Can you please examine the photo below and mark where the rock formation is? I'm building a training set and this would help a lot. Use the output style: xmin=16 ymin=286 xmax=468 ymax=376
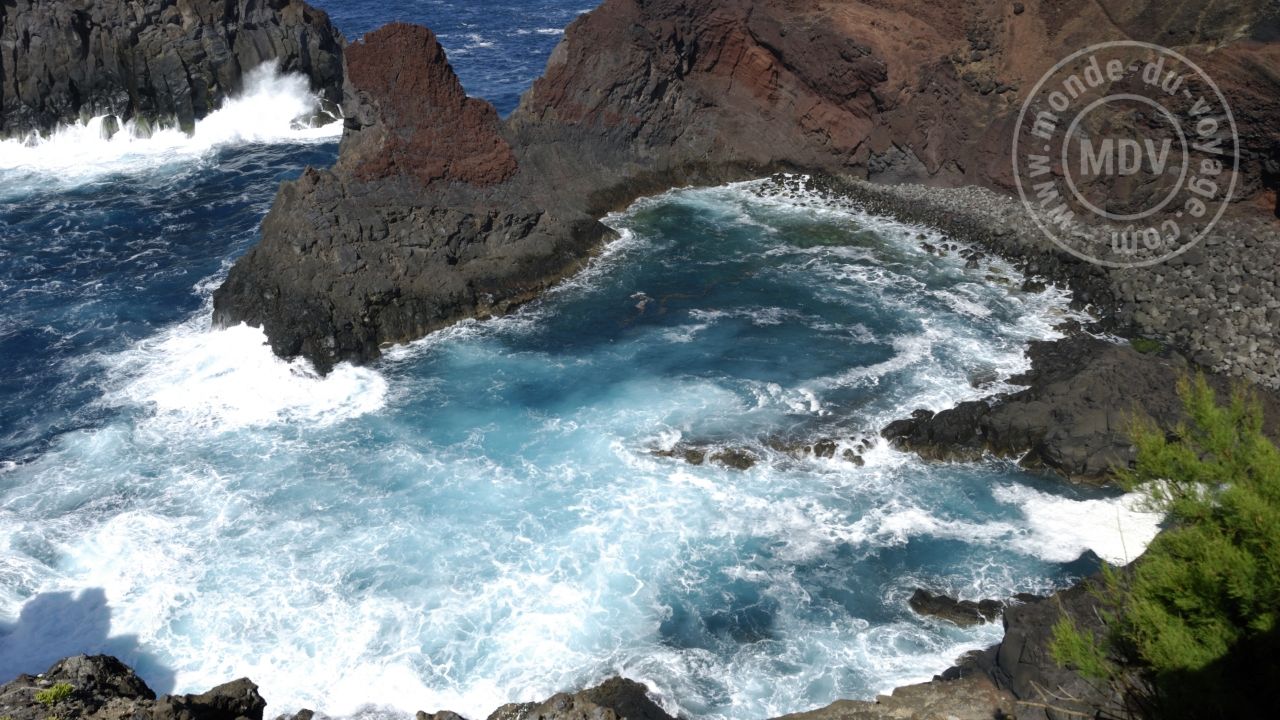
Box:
xmin=0 ymin=655 xmax=265 ymax=720
xmin=0 ymin=655 xmax=1020 ymax=720
xmin=212 ymin=0 xmax=1280 ymax=374
xmin=0 ymin=0 xmax=345 ymax=138
xmin=881 ymin=333 xmax=1280 ymax=483
xmin=908 ymin=589 xmax=1012 ymax=627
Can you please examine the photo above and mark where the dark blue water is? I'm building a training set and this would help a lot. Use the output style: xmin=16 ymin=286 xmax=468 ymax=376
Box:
xmin=0 ymin=3 xmax=1160 ymax=719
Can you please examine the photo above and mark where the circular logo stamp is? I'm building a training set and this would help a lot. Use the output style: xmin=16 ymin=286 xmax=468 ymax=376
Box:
xmin=1012 ymin=41 xmax=1239 ymax=268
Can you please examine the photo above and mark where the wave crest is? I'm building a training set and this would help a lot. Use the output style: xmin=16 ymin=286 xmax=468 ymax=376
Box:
xmin=0 ymin=64 xmax=341 ymax=186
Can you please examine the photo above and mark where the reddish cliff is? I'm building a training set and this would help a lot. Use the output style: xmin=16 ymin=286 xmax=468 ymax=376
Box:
xmin=341 ymin=24 xmax=517 ymax=187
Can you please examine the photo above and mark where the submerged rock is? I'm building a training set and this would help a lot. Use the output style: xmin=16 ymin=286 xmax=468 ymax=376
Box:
xmin=709 ymin=448 xmax=759 ymax=470
xmin=654 ymin=434 xmax=872 ymax=472
xmin=0 ymin=0 xmax=344 ymax=138
xmin=653 ymin=444 xmax=759 ymax=470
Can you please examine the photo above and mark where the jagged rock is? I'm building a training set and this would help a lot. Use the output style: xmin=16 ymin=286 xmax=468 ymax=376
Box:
xmin=908 ymin=589 xmax=1004 ymax=627
xmin=0 ymin=0 xmax=345 ymax=137
xmin=0 ymin=655 xmax=264 ymax=720
xmin=153 ymin=679 xmax=266 ymax=720
xmin=487 ymin=678 xmax=673 ymax=720
xmin=882 ymin=335 xmax=1280 ymax=482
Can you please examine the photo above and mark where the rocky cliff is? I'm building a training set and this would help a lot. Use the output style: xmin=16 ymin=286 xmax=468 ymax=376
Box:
xmin=0 ymin=0 xmax=345 ymax=138
xmin=212 ymin=0 xmax=1280 ymax=374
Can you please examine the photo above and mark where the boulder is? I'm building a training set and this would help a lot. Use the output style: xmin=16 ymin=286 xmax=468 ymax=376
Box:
xmin=487 ymin=678 xmax=674 ymax=720
xmin=908 ymin=589 xmax=1005 ymax=627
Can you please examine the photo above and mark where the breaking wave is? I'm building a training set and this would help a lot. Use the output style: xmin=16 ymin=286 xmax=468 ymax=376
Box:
xmin=0 ymin=64 xmax=341 ymax=190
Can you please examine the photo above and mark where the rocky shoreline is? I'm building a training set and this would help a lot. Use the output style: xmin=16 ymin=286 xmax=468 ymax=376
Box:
xmin=3 ymin=1 xmax=1278 ymax=719
xmin=0 ymin=576 xmax=1104 ymax=720
xmin=818 ymin=176 xmax=1280 ymax=389
xmin=755 ymin=173 xmax=1280 ymax=483
xmin=0 ymin=654 xmax=1023 ymax=720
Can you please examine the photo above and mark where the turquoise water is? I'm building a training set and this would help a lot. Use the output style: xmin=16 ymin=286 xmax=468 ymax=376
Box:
xmin=0 ymin=170 xmax=1159 ymax=718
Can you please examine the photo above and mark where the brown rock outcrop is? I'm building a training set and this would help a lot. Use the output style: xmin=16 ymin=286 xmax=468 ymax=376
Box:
xmin=341 ymin=24 xmax=517 ymax=187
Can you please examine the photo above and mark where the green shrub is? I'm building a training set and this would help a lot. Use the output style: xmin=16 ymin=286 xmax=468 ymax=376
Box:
xmin=1051 ymin=375 xmax=1280 ymax=717
xmin=1129 ymin=337 xmax=1164 ymax=354
xmin=34 ymin=682 xmax=73 ymax=707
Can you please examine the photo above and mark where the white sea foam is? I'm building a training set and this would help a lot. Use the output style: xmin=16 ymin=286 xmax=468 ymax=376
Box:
xmin=97 ymin=316 xmax=387 ymax=433
xmin=995 ymin=483 xmax=1163 ymax=564
xmin=0 ymin=64 xmax=340 ymax=186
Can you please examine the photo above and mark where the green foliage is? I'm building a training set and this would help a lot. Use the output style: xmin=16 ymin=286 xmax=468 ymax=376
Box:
xmin=34 ymin=682 xmax=73 ymax=707
xmin=1118 ymin=375 xmax=1280 ymax=675
xmin=1050 ymin=375 xmax=1280 ymax=716
xmin=1051 ymin=614 xmax=1112 ymax=680
xmin=1130 ymin=338 xmax=1165 ymax=354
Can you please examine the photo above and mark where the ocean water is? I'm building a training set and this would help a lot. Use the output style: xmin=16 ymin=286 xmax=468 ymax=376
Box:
xmin=0 ymin=2 xmax=1161 ymax=719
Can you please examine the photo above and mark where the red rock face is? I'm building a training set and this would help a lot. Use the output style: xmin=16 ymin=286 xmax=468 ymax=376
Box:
xmin=342 ymin=23 xmax=517 ymax=187
xmin=516 ymin=0 xmax=1280 ymax=201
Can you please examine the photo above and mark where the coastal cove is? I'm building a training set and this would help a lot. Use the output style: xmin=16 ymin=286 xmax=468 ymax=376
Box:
xmin=0 ymin=156 xmax=1164 ymax=717
xmin=2 ymin=1 xmax=1279 ymax=720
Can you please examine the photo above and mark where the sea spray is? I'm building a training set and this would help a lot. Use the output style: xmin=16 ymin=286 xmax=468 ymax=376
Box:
xmin=0 ymin=64 xmax=341 ymax=187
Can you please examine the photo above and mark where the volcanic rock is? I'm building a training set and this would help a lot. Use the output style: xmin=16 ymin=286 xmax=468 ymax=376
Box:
xmin=0 ymin=0 xmax=345 ymax=137
xmin=487 ymin=677 xmax=674 ymax=720
xmin=212 ymin=0 xmax=1280 ymax=374
xmin=0 ymin=655 xmax=264 ymax=720
xmin=908 ymin=589 xmax=1006 ymax=627
xmin=883 ymin=334 xmax=1280 ymax=483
